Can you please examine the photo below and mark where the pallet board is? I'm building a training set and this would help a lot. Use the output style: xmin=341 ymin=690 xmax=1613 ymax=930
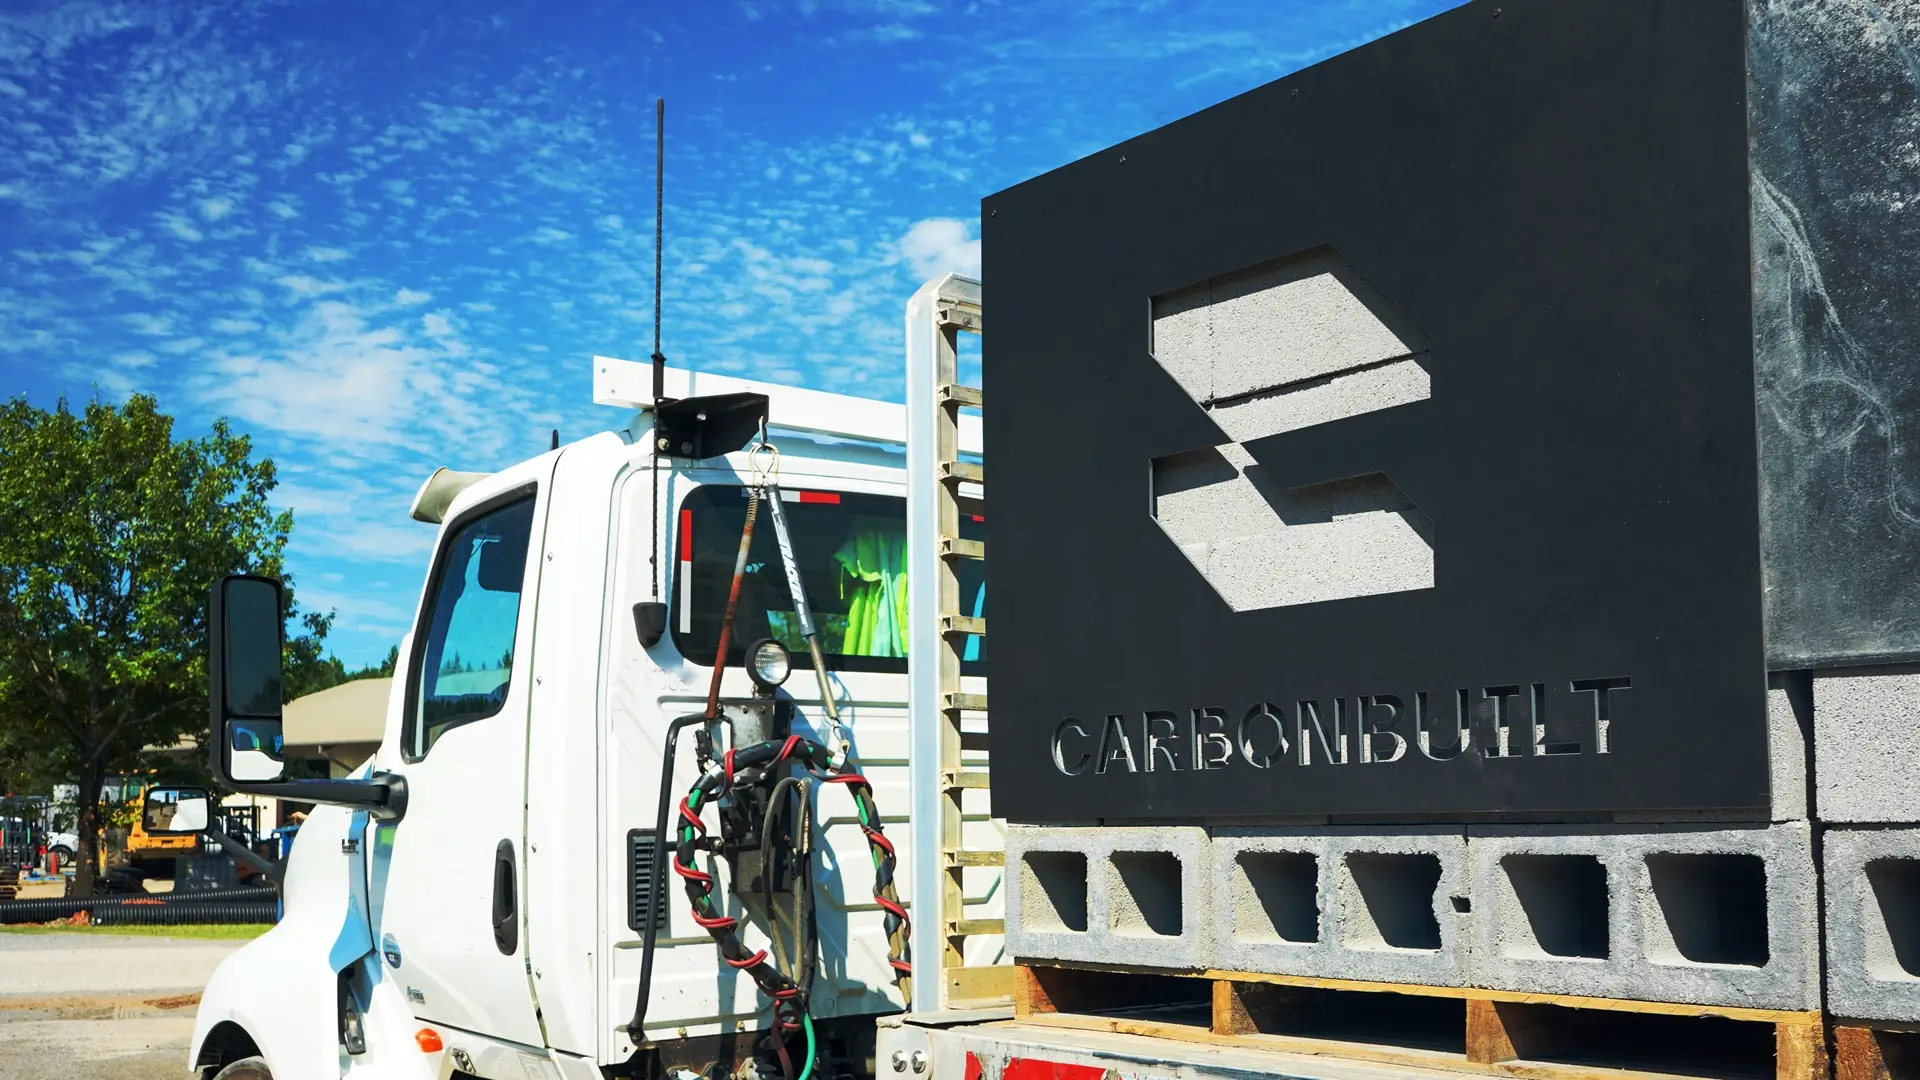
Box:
xmin=1014 ymin=962 xmax=1826 ymax=1080
xmin=1835 ymin=1024 xmax=1920 ymax=1080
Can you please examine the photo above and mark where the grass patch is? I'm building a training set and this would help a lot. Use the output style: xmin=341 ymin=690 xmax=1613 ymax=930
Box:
xmin=0 ymin=923 xmax=273 ymax=940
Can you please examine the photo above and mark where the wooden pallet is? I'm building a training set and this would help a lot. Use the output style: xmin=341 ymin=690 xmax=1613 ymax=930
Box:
xmin=1834 ymin=1021 xmax=1920 ymax=1080
xmin=0 ymin=865 xmax=17 ymax=902
xmin=1014 ymin=961 xmax=1827 ymax=1080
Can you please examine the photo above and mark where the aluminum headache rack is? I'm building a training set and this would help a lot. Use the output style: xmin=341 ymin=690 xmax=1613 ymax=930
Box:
xmin=904 ymin=274 xmax=1011 ymax=1012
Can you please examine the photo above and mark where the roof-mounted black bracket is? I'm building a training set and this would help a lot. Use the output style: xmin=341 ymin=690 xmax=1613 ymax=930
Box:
xmin=652 ymin=392 xmax=769 ymax=460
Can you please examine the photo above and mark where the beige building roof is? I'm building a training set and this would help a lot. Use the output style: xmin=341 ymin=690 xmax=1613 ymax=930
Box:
xmin=283 ymin=677 xmax=391 ymax=747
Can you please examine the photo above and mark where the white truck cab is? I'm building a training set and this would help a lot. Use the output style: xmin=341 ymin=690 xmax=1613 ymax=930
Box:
xmin=168 ymin=283 xmax=1003 ymax=1080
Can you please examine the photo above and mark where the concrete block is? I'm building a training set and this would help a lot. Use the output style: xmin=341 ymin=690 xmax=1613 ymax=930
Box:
xmin=1005 ymin=825 xmax=1209 ymax=971
xmin=1148 ymin=281 xmax=1212 ymax=405
xmin=1814 ymin=670 xmax=1920 ymax=823
xmin=1152 ymin=443 xmax=1433 ymax=612
xmin=1204 ymin=251 xmax=1427 ymax=401
xmin=1209 ymin=826 xmax=1470 ymax=986
xmin=1823 ymin=826 xmax=1920 ymax=1022
xmin=1208 ymin=356 xmax=1430 ymax=443
xmin=1469 ymin=823 xmax=1817 ymax=1009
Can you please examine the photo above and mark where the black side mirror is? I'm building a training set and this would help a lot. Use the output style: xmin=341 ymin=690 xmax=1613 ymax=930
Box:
xmin=141 ymin=786 xmax=211 ymax=836
xmin=204 ymin=573 xmax=408 ymax=819
xmin=209 ymin=575 xmax=288 ymax=786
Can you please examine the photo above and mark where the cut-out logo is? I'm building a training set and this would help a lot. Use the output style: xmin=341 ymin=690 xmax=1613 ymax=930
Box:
xmin=1149 ymin=246 xmax=1434 ymax=610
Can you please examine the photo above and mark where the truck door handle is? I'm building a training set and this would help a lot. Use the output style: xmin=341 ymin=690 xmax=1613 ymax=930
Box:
xmin=492 ymin=839 xmax=518 ymax=955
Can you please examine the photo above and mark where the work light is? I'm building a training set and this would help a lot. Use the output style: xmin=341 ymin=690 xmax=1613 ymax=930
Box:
xmin=746 ymin=638 xmax=791 ymax=690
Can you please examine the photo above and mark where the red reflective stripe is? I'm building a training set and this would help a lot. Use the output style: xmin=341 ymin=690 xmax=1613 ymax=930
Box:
xmin=962 ymin=1055 xmax=1108 ymax=1080
xmin=679 ymin=509 xmax=693 ymax=559
xmin=797 ymin=491 xmax=840 ymax=504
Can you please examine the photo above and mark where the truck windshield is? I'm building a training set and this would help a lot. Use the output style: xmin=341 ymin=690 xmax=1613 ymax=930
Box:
xmin=672 ymin=486 xmax=986 ymax=675
xmin=407 ymin=495 xmax=535 ymax=759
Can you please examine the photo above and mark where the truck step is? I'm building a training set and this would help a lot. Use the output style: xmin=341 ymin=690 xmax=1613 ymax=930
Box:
xmin=1014 ymin=961 xmax=1826 ymax=1080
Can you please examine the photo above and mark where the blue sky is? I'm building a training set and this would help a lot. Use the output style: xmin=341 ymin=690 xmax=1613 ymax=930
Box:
xmin=0 ymin=0 xmax=1460 ymax=668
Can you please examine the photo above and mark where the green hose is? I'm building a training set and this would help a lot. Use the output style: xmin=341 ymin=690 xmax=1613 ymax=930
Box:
xmin=797 ymin=1013 xmax=816 ymax=1080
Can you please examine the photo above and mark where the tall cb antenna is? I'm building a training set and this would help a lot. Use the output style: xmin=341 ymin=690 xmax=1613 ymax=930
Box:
xmin=651 ymin=97 xmax=668 ymax=405
xmin=640 ymin=96 xmax=670 ymax=636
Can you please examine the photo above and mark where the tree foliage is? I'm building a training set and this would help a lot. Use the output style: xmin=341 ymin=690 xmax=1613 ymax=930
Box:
xmin=0 ymin=394 xmax=326 ymax=895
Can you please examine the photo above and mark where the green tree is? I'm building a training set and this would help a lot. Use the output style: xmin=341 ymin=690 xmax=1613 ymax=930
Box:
xmin=0 ymin=394 xmax=326 ymax=896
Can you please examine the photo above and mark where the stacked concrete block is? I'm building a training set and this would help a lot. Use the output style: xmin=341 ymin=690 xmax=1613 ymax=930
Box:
xmin=1004 ymin=825 xmax=1209 ymax=971
xmin=1469 ymin=823 xmax=1818 ymax=1009
xmin=1805 ymin=671 xmax=1920 ymax=1021
xmin=1208 ymin=826 xmax=1469 ymax=986
xmin=1813 ymin=671 xmax=1920 ymax=823
xmin=1823 ymin=826 xmax=1920 ymax=1021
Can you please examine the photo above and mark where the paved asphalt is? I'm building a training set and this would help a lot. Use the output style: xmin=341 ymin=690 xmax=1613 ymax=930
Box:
xmin=0 ymin=932 xmax=247 ymax=1080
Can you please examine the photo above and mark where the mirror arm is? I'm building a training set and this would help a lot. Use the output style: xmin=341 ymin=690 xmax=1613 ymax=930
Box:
xmin=200 ymin=825 xmax=284 ymax=888
xmin=224 ymin=772 xmax=408 ymax=821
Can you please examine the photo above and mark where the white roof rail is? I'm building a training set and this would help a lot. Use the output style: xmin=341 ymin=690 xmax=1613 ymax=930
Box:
xmin=593 ymin=356 xmax=979 ymax=454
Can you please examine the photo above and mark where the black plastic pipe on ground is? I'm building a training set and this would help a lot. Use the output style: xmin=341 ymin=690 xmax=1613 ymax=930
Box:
xmin=92 ymin=901 xmax=280 ymax=927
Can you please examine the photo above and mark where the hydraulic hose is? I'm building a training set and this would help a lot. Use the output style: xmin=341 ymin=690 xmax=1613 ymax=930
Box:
xmin=628 ymin=713 xmax=712 ymax=1036
xmin=705 ymin=487 xmax=761 ymax=720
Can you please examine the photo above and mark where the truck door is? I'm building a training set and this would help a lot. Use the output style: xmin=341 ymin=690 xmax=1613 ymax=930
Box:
xmin=378 ymin=481 xmax=546 ymax=1048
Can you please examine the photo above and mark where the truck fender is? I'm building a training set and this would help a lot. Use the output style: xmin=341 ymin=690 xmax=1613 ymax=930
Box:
xmin=187 ymin=804 xmax=442 ymax=1080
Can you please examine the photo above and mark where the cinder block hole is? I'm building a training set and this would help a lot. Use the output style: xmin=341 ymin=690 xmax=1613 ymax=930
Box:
xmin=1645 ymin=853 xmax=1769 ymax=967
xmin=1866 ymin=859 xmax=1920 ymax=979
xmin=1501 ymin=854 xmax=1609 ymax=959
xmin=1480 ymin=1001 xmax=1773 ymax=1078
xmin=1019 ymin=851 xmax=1088 ymax=934
xmin=1110 ymin=851 xmax=1183 ymax=937
xmin=1025 ymin=966 xmax=1211 ymax=1027
xmin=1343 ymin=852 xmax=1442 ymax=951
xmin=1233 ymin=984 xmax=1463 ymax=1053
xmin=1232 ymin=851 xmax=1319 ymax=943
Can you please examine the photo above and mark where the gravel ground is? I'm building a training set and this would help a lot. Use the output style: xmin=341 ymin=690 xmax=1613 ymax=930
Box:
xmin=0 ymin=932 xmax=246 ymax=1080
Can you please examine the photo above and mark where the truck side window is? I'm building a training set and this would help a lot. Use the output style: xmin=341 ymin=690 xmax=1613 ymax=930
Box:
xmin=404 ymin=494 xmax=536 ymax=760
xmin=673 ymin=486 xmax=986 ymax=675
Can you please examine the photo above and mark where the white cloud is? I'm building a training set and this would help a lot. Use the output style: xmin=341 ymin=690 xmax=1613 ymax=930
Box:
xmin=529 ymin=226 xmax=573 ymax=245
xmin=899 ymin=217 xmax=980 ymax=280
xmin=212 ymin=317 xmax=261 ymax=334
xmin=199 ymin=196 xmax=235 ymax=221
xmin=305 ymin=246 xmax=350 ymax=262
xmin=393 ymin=287 xmax=431 ymax=306
xmin=276 ymin=275 xmax=347 ymax=297
xmin=160 ymin=213 xmax=204 ymax=241
xmin=267 ymin=200 xmax=299 ymax=219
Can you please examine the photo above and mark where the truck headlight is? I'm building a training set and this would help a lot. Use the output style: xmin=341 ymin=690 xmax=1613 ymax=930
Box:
xmin=746 ymin=638 xmax=790 ymax=691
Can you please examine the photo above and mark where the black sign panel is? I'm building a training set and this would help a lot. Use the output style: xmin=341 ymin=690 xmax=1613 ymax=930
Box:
xmin=983 ymin=0 xmax=1769 ymax=822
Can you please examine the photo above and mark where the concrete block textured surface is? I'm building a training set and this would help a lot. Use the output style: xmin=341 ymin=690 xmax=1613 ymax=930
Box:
xmin=1005 ymin=825 xmax=1210 ymax=971
xmin=1469 ymin=823 xmax=1817 ymax=1009
xmin=1210 ymin=826 xmax=1470 ymax=986
xmin=1814 ymin=671 xmax=1920 ymax=822
xmin=1823 ymin=826 xmax=1920 ymax=1022
xmin=1153 ymin=445 xmax=1433 ymax=612
xmin=1151 ymin=248 xmax=1429 ymax=402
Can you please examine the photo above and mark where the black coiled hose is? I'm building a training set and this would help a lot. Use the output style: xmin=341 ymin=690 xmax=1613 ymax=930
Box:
xmin=0 ymin=885 xmax=279 ymax=924
xmin=93 ymin=900 xmax=280 ymax=926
